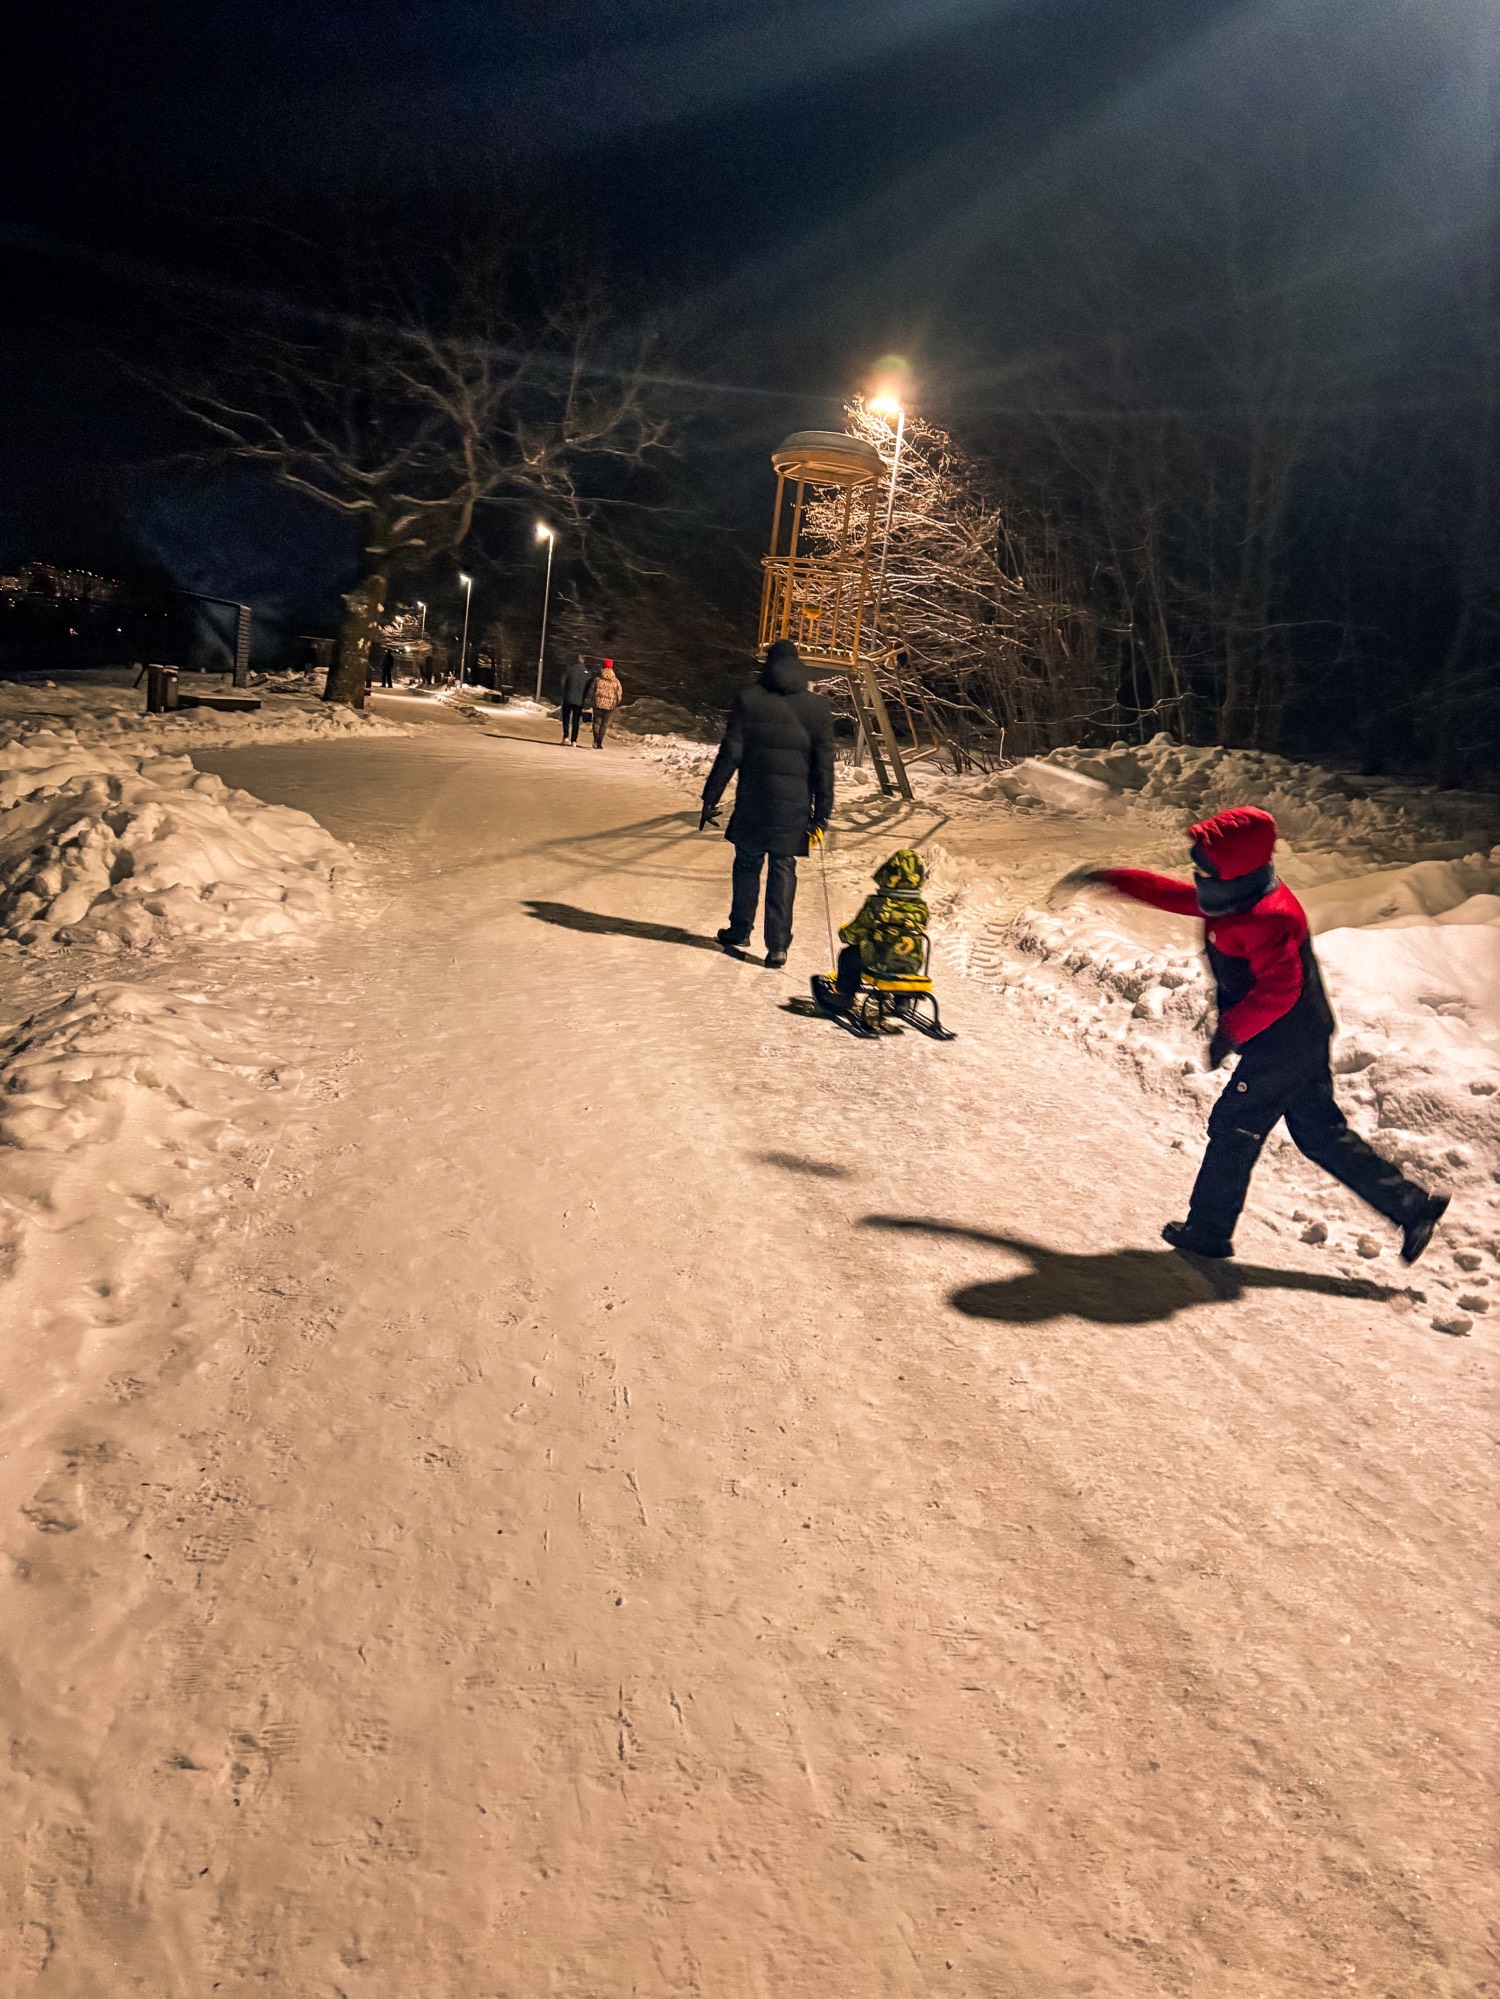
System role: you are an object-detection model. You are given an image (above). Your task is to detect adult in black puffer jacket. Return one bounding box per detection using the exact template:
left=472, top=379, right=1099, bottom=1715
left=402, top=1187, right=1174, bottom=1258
left=700, top=639, right=835, bottom=966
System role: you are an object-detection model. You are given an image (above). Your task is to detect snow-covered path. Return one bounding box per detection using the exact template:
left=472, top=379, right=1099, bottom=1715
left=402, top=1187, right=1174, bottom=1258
left=4, top=728, right=1494, bottom=1997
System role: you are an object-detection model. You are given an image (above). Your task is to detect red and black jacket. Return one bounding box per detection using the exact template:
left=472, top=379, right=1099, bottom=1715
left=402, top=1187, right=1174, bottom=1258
left=1095, top=806, right=1334, bottom=1060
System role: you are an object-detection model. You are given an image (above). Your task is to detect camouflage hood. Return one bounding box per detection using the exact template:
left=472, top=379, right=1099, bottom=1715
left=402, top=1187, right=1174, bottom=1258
left=874, top=848, right=925, bottom=893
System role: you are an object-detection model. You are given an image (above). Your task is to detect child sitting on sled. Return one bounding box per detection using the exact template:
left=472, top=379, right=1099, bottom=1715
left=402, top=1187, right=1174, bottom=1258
left=812, top=847, right=931, bottom=1011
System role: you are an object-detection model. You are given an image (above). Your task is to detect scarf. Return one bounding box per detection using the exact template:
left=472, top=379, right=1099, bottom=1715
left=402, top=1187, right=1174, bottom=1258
left=1195, top=863, right=1276, bottom=917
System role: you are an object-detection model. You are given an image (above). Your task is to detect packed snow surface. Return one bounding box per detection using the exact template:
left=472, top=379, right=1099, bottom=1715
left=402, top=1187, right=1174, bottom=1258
left=0, top=718, right=1494, bottom=1995
left=0, top=981, right=279, bottom=1315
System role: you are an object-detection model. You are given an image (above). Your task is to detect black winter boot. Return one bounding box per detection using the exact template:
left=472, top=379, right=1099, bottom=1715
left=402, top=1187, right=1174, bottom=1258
left=1163, top=1218, right=1234, bottom=1260
left=810, top=973, right=848, bottom=1013
left=1400, top=1193, right=1450, bottom=1266
left=717, top=927, right=750, bottom=951
left=765, top=949, right=788, bottom=969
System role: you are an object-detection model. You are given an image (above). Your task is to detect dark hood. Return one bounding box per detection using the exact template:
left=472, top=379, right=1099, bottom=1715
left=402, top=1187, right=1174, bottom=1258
left=759, top=640, right=808, bottom=695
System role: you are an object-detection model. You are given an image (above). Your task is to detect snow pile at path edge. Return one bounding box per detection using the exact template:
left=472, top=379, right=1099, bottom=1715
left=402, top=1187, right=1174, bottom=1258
left=0, top=731, right=350, bottom=951
left=0, top=675, right=406, bottom=754
left=1005, top=734, right=1499, bottom=859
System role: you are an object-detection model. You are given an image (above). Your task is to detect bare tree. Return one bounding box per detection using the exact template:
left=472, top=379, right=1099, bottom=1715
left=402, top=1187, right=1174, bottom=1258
left=805, top=401, right=1111, bottom=759
left=164, top=236, right=673, bottom=705
left=986, top=123, right=1349, bottom=752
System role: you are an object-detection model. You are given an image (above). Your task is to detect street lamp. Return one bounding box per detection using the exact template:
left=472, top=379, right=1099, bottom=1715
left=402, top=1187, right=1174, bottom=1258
left=868, top=394, right=906, bottom=642
left=457, top=572, right=473, bottom=684
left=534, top=523, right=556, bottom=702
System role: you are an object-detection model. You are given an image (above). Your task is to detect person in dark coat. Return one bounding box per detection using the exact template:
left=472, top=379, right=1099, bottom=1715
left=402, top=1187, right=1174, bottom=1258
left=1068, top=805, right=1448, bottom=1262
left=559, top=656, right=588, bottom=744
left=699, top=638, right=835, bottom=968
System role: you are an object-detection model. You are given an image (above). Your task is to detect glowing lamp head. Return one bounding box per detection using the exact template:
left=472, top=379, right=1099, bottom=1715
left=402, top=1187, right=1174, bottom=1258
left=458, top=572, right=472, bottom=586
left=869, top=394, right=903, bottom=419
left=535, top=522, right=554, bottom=542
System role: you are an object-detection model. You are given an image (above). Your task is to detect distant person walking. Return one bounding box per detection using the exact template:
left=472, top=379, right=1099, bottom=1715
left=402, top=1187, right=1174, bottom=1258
left=584, top=657, right=623, bottom=748
left=699, top=638, right=835, bottom=970
left=560, top=655, right=589, bottom=745
left=379, top=644, right=395, bottom=688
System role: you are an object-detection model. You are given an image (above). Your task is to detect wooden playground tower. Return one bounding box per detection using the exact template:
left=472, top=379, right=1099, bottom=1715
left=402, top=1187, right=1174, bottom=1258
left=757, top=429, right=913, bottom=799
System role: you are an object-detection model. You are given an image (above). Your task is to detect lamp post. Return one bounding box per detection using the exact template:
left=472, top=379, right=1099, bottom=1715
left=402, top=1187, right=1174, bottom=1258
left=457, top=572, right=473, bottom=684
left=868, top=394, right=906, bottom=641
left=534, top=523, right=556, bottom=702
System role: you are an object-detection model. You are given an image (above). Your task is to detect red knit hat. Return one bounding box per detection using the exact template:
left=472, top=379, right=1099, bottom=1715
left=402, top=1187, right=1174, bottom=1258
left=1189, top=806, right=1277, bottom=879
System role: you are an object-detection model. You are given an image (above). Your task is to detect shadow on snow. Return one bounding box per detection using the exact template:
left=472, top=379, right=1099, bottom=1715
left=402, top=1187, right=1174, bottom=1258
left=858, top=1216, right=1412, bottom=1325
left=522, top=899, right=722, bottom=952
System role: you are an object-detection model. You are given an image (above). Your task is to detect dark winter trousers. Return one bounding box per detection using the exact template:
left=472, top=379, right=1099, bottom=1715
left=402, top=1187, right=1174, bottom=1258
left=561, top=701, right=583, bottom=742
left=592, top=708, right=614, bottom=748
left=729, top=847, right=798, bottom=952
left=1188, top=1040, right=1428, bottom=1241
left=834, top=943, right=864, bottom=996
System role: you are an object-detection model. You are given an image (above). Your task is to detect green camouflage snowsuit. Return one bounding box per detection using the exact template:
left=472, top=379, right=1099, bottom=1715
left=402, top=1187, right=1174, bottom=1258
left=839, top=848, right=930, bottom=979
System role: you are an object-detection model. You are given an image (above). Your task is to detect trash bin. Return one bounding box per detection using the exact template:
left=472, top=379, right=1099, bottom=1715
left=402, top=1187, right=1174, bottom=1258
left=145, top=664, right=180, bottom=713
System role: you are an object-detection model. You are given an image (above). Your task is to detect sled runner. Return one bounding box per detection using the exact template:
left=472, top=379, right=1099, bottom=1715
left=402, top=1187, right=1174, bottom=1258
left=810, top=935, right=956, bottom=1041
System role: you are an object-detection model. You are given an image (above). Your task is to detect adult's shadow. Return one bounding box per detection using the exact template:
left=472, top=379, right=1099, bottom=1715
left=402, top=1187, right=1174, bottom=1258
left=522, top=900, right=722, bottom=952
left=859, top=1216, right=1409, bottom=1325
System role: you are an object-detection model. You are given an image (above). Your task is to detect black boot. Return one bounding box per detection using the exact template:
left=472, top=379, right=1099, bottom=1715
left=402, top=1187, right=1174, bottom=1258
left=765, top=948, right=788, bottom=969
left=1401, top=1193, right=1450, bottom=1265
left=717, top=926, right=749, bottom=951
left=1163, top=1218, right=1234, bottom=1260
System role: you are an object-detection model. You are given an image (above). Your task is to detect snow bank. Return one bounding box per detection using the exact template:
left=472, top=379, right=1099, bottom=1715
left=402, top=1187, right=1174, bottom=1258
left=0, top=731, right=348, bottom=951
left=1032, top=734, right=1498, bottom=858
left=615, top=698, right=722, bottom=743
left=0, top=673, right=405, bottom=755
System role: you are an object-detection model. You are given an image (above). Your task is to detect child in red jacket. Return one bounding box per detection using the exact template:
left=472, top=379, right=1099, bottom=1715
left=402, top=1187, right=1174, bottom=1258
left=1076, top=805, right=1448, bottom=1262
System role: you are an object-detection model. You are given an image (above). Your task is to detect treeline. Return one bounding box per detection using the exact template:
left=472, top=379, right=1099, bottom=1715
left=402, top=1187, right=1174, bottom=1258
left=840, top=46, right=1500, bottom=782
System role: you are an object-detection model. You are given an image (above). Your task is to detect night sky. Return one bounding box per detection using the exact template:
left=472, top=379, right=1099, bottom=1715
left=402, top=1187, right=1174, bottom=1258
left=5, top=1, right=1495, bottom=622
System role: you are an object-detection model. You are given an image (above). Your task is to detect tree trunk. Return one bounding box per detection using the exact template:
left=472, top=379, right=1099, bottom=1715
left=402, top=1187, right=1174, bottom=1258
left=325, top=574, right=387, bottom=709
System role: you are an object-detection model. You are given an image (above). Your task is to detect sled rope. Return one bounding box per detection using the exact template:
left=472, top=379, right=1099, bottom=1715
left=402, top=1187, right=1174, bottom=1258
left=818, top=833, right=838, bottom=972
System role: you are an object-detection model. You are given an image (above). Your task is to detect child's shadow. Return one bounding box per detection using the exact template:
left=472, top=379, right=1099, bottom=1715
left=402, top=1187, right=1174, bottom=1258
left=858, top=1216, right=1413, bottom=1325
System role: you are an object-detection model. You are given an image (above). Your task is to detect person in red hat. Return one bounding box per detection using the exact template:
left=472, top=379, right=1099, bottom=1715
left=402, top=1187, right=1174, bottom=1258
left=583, top=657, right=623, bottom=748
left=1069, top=805, right=1448, bottom=1262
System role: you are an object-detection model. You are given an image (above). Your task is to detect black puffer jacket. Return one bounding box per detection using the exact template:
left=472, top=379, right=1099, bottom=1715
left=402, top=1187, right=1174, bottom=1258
left=702, top=643, right=835, bottom=856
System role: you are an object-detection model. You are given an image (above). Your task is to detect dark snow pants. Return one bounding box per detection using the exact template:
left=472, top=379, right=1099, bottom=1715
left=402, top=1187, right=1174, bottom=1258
left=835, top=943, right=864, bottom=996
left=561, top=701, right=583, bottom=742
left=729, top=847, right=798, bottom=952
left=1188, top=1039, right=1428, bottom=1241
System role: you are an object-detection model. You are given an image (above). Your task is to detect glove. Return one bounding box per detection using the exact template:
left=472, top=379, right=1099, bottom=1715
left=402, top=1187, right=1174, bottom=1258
left=809, top=823, right=827, bottom=847
left=698, top=803, right=721, bottom=832
left=1047, top=863, right=1103, bottom=909
left=1207, top=1024, right=1237, bottom=1070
